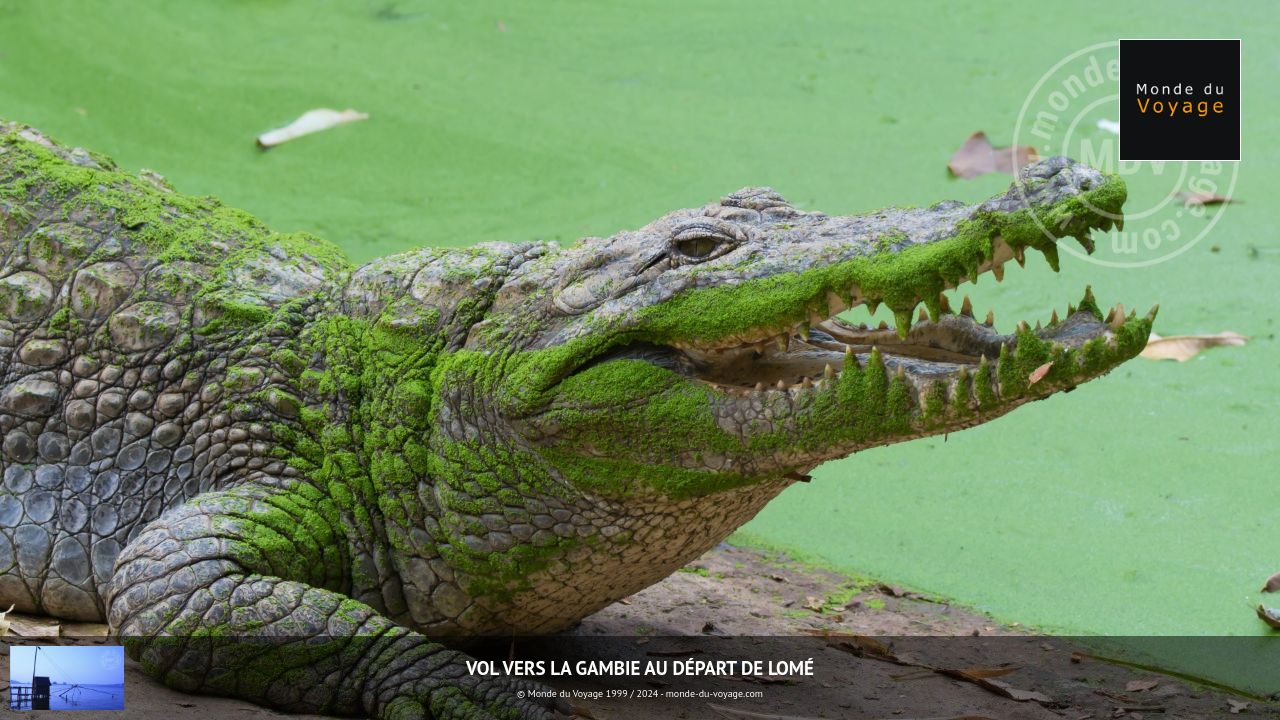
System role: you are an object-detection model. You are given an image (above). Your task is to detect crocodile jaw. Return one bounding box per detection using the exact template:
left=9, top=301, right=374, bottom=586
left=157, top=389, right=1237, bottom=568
left=508, top=157, right=1152, bottom=483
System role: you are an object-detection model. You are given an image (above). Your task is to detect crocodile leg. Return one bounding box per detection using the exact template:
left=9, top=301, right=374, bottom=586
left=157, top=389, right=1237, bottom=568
left=104, top=481, right=563, bottom=720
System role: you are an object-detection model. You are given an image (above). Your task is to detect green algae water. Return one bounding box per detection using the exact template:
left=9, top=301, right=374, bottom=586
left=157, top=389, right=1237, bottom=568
left=2, top=0, right=1277, bottom=692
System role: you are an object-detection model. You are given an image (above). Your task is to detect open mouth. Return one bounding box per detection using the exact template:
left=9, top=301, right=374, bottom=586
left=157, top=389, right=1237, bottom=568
left=593, top=234, right=1154, bottom=404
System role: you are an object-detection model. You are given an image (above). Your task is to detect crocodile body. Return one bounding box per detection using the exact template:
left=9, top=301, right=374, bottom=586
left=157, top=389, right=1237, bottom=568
left=0, top=122, right=1152, bottom=719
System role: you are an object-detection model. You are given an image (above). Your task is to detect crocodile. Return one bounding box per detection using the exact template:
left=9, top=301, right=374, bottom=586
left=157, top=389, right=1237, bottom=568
left=0, top=121, right=1152, bottom=719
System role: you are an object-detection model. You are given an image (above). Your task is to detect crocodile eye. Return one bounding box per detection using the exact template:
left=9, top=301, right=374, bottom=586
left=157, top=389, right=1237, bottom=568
left=669, top=221, right=744, bottom=265
left=676, top=236, right=719, bottom=259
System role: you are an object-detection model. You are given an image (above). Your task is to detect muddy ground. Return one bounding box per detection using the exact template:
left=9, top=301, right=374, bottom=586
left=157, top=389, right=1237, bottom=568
left=1, top=543, right=1274, bottom=719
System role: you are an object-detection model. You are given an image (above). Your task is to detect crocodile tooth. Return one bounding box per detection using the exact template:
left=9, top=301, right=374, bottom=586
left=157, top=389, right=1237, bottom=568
left=1116, top=215, right=1125, bottom=231
left=867, top=299, right=881, bottom=315
left=894, top=308, right=914, bottom=339
left=957, top=365, right=969, bottom=381
left=824, top=363, right=835, bottom=379
left=1013, top=248, right=1026, bottom=267
left=776, top=335, right=789, bottom=352
left=754, top=382, right=765, bottom=392
left=801, top=376, right=813, bottom=389
left=1042, top=244, right=1060, bottom=272
left=992, top=263, right=1005, bottom=282
left=844, top=346, right=861, bottom=370
left=878, top=320, right=890, bottom=331
left=1050, top=309, right=1060, bottom=325
left=984, top=310, right=995, bottom=327
left=917, top=306, right=929, bottom=323
left=938, top=293, right=952, bottom=315
left=1017, top=320, right=1030, bottom=334
left=895, top=366, right=906, bottom=381
left=1034, top=320, right=1042, bottom=332
left=755, top=341, right=767, bottom=355
left=1075, top=233, right=1096, bottom=254
left=1146, top=304, right=1159, bottom=321
left=1108, top=303, right=1126, bottom=329
left=1068, top=302, right=1077, bottom=315
left=776, top=379, right=787, bottom=390
left=960, top=295, right=974, bottom=318
left=799, top=321, right=810, bottom=337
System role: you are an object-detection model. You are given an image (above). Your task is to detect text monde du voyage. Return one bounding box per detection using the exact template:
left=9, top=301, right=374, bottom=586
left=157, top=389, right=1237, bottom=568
left=1134, top=83, right=1228, bottom=118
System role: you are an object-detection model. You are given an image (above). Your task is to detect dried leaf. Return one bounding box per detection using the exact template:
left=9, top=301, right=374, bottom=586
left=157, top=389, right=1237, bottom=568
left=256, top=108, right=370, bottom=148
left=1125, top=680, right=1159, bottom=692
left=876, top=582, right=908, bottom=597
left=1028, top=362, right=1053, bottom=385
left=1176, top=190, right=1235, bottom=206
left=814, top=631, right=899, bottom=661
left=1139, top=332, right=1248, bottom=362
left=7, top=613, right=60, bottom=637
left=1256, top=604, right=1280, bottom=629
left=804, top=595, right=825, bottom=611
left=0, top=603, right=13, bottom=636
left=1263, top=572, right=1280, bottom=593
left=820, top=629, right=1050, bottom=706
left=947, top=131, right=1039, bottom=179
left=951, top=665, right=1020, bottom=680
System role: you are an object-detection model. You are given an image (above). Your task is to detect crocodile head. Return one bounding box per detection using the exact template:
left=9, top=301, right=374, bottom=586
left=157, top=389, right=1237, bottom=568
left=471, top=157, right=1153, bottom=498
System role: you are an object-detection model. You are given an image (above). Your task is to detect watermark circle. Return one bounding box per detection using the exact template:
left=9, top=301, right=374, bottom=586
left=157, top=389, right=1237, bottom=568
left=1012, top=41, right=1238, bottom=268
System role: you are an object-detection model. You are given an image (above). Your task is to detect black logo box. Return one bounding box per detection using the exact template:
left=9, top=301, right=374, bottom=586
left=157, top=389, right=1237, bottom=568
left=1119, top=39, right=1240, bottom=161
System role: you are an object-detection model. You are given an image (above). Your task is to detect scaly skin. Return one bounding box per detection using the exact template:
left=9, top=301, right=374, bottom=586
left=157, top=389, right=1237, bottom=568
left=0, top=122, right=1153, bottom=719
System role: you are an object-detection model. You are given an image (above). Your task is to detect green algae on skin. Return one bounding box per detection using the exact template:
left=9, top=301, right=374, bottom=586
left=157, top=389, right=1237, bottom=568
left=1, top=130, right=352, bottom=331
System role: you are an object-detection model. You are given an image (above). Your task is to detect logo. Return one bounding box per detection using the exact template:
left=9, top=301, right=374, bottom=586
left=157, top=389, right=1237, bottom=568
left=1013, top=41, right=1238, bottom=268
left=1119, top=39, right=1240, bottom=161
